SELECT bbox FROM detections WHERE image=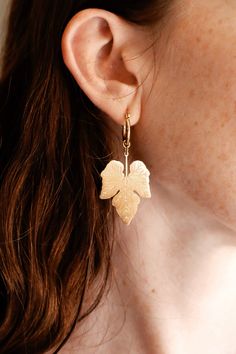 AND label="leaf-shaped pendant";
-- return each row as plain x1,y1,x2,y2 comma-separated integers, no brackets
99,160,151,225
